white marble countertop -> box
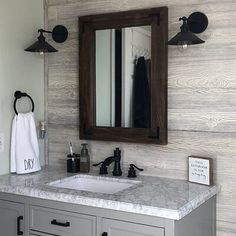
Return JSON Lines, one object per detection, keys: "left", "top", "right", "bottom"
{"left": 0, "top": 166, "right": 219, "bottom": 220}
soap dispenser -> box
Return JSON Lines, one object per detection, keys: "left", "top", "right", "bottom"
{"left": 80, "top": 143, "right": 90, "bottom": 172}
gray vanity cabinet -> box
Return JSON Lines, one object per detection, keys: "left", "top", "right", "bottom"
{"left": 0, "top": 199, "right": 24, "bottom": 236}
{"left": 102, "top": 218, "right": 164, "bottom": 236}
{"left": 0, "top": 193, "right": 216, "bottom": 236}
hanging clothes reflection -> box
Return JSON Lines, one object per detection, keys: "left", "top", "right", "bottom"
{"left": 133, "top": 56, "right": 151, "bottom": 128}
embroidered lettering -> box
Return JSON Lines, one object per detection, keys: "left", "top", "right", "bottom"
{"left": 24, "top": 159, "right": 34, "bottom": 170}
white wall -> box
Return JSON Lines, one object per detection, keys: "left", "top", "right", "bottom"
{"left": 0, "top": 0, "right": 45, "bottom": 175}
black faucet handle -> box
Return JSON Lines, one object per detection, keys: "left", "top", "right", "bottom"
{"left": 92, "top": 161, "right": 108, "bottom": 175}
{"left": 130, "top": 164, "right": 143, "bottom": 171}
{"left": 128, "top": 164, "right": 143, "bottom": 178}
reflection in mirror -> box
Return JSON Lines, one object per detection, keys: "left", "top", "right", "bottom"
{"left": 96, "top": 26, "right": 151, "bottom": 129}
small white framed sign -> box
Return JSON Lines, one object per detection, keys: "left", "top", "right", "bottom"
{"left": 188, "top": 156, "right": 212, "bottom": 186}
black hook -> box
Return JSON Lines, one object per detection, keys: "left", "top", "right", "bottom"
{"left": 13, "top": 91, "right": 35, "bottom": 115}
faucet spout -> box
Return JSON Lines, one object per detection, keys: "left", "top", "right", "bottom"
{"left": 103, "top": 156, "right": 115, "bottom": 166}
{"left": 93, "top": 156, "right": 114, "bottom": 175}
{"left": 112, "top": 148, "right": 122, "bottom": 176}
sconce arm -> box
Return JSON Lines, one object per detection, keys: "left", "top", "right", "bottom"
{"left": 38, "top": 29, "right": 53, "bottom": 34}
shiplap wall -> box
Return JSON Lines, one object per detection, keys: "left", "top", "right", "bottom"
{"left": 45, "top": 0, "right": 236, "bottom": 235}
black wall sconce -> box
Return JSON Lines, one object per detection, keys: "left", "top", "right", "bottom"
{"left": 168, "top": 12, "right": 208, "bottom": 50}
{"left": 25, "top": 25, "right": 68, "bottom": 55}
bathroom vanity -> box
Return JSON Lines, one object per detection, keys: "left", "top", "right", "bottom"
{"left": 0, "top": 167, "right": 218, "bottom": 236}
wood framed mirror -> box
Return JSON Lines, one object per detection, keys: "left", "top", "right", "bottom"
{"left": 79, "top": 7, "right": 168, "bottom": 144}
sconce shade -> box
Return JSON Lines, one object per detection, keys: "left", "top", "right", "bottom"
{"left": 25, "top": 30, "right": 58, "bottom": 53}
{"left": 168, "top": 31, "right": 205, "bottom": 45}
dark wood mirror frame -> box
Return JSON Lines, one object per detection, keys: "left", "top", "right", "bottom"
{"left": 79, "top": 7, "right": 168, "bottom": 144}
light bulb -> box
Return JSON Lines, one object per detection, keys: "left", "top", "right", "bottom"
{"left": 178, "top": 42, "right": 189, "bottom": 52}
{"left": 39, "top": 51, "right": 44, "bottom": 56}
{"left": 182, "top": 43, "right": 188, "bottom": 49}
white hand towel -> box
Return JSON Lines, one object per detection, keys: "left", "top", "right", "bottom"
{"left": 11, "top": 112, "right": 41, "bottom": 174}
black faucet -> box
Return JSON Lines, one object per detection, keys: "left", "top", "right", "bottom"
{"left": 93, "top": 148, "right": 122, "bottom": 176}
{"left": 112, "top": 148, "right": 122, "bottom": 176}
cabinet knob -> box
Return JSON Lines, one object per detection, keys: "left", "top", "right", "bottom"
{"left": 102, "top": 232, "right": 108, "bottom": 236}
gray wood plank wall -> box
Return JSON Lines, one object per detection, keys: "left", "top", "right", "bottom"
{"left": 45, "top": 0, "right": 236, "bottom": 235}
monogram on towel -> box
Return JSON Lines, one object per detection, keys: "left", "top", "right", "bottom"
{"left": 24, "top": 159, "right": 34, "bottom": 170}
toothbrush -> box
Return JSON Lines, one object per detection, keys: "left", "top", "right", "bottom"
{"left": 69, "top": 142, "right": 73, "bottom": 156}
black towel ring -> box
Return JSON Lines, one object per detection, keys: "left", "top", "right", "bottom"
{"left": 14, "top": 91, "right": 35, "bottom": 115}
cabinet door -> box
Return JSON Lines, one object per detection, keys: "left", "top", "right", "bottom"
{"left": 0, "top": 199, "right": 24, "bottom": 236}
{"left": 102, "top": 218, "right": 164, "bottom": 236}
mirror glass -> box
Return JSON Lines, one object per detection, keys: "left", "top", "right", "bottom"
{"left": 96, "top": 26, "right": 151, "bottom": 128}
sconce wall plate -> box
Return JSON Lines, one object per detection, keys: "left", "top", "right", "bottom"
{"left": 187, "top": 12, "right": 208, "bottom": 34}
{"left": 52, "top": 25, "right": 68, "bottom": 43}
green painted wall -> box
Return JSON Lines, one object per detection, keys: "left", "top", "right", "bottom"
{"left": 0, "top": 0, "right": 45, "bottom": 174}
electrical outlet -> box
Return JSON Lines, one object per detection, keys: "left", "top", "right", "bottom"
{"left": 0, "top": 133, "right": 4, "bottom": 153}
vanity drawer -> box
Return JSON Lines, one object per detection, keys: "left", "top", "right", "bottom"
{"left": 102, "top": 218, "right": 164, "bottom": 236}
{"left": 30, "top": 205, "right": 96, "bottom": 236}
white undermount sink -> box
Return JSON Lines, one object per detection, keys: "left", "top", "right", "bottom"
{"left": 47, "top": 175, "right": 141, "bottom": 194}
